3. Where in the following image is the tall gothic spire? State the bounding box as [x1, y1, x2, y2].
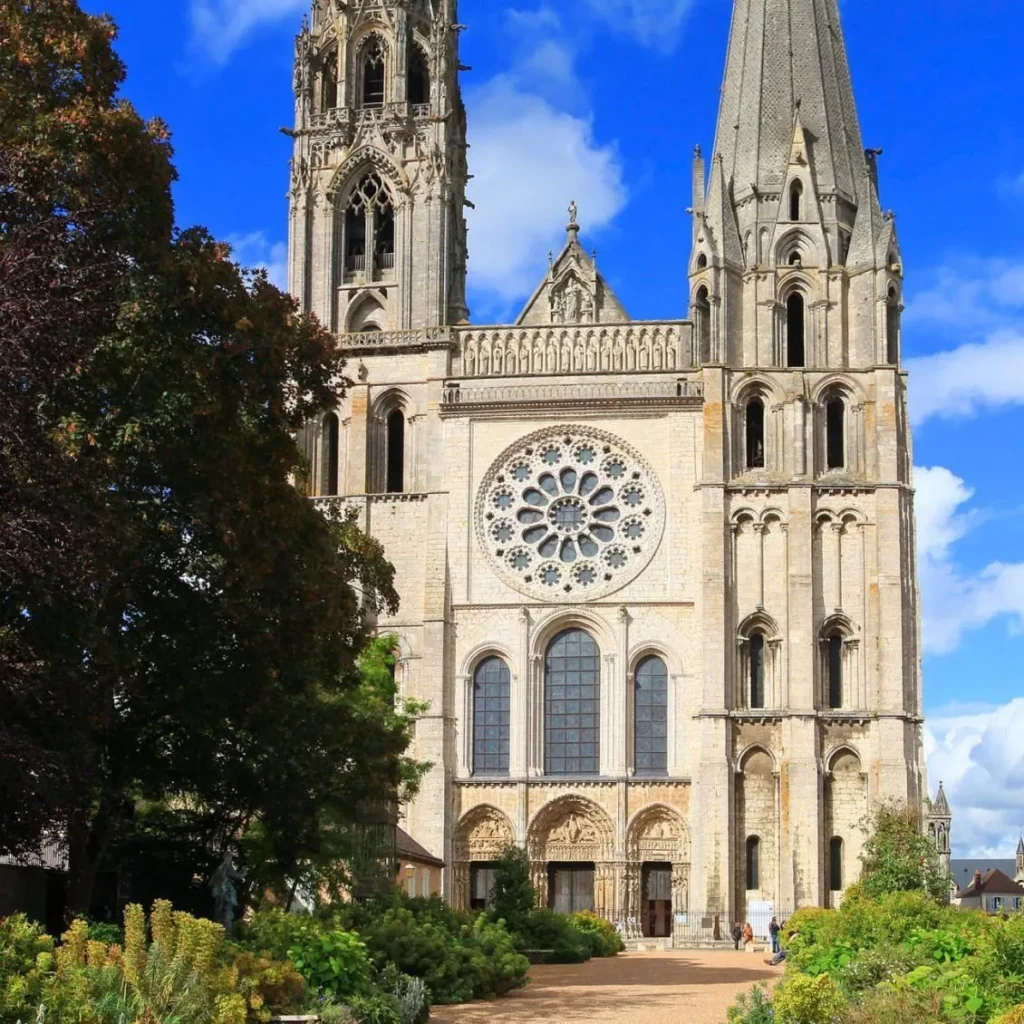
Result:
[713, 0, 867, 202]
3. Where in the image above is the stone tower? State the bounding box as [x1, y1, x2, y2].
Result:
[288, 0, 469, 334]
[291, 0, 929, 929]
[925, 783, 952, 878]
[688, 0, 923, 917]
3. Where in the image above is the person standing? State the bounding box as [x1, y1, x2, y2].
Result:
[731, 923, 743, 950]
[769, 916, 781, 954]
[742, 922, 754, 952]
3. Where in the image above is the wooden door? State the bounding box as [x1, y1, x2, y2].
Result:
[642, 863, 673, 938]
[549, 864, 595, 914]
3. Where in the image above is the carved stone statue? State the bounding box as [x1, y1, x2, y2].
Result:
[210, 850, 243, 931]
[565, 284, 581, 323]
[568, 200, 578, 227]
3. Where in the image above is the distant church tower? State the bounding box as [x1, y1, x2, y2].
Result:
[288, 0, 469, 334]
[925, 783, 952, 878]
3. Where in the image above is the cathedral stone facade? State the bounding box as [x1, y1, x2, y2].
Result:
[289, 0, 936, 930]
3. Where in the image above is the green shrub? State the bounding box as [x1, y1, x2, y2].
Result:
[992, 1006, 1024, 1024]
[840, 987, 945, 1024]
[0, 914, 55, 1022]
[488, 845, 536, 938]
[517, 908, 591, 964]
[727, 982, 775, 1024]
[772, 973, 846, 1024]
[569, 911, 624, 958]
[288, 927, 373, 1001]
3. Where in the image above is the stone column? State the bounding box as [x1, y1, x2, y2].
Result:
[456, 674, 471, 778]
[614, 608, 630, 775]
[510, 609, 530, 777]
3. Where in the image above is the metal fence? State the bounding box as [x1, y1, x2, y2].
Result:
[585, 907, 795, 947]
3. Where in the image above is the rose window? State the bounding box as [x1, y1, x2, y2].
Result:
[476, 427, 666, 602]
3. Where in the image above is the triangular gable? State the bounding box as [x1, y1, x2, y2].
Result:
[516, 219, 629, 326]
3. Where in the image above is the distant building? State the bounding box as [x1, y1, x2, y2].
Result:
[396, 827, 444, 899]
[951, 836, 1024, 898]
[955, 868, 1024, 914]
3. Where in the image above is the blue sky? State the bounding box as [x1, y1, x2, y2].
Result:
[84, 0, 1024, 856]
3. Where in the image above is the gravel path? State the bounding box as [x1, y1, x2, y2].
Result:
[431, 950, 782, 1024]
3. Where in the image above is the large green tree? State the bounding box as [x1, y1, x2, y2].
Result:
[0, 0, 420, 916]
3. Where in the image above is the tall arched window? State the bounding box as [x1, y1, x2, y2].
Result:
[827, 633, 843, 709]
[789, 180, 803, 221]
[886, 287, 901, 365]
[634, 656, 668, 776]
[749, 633, 765, 709]
[344, 173, 393, 278]
[323, 412, 340, 497]
[408, 44, 430, 105]
[545, 629, 600, 776]
[386, 409, 405, 493]
[746, 836, 761, 890]
[320, 48, 338, 112]
[746, 399, 765, 470]
[787, 293, 805, 367]
[826, 397, 845, 470]
[472, 657, 510, 777]
[695, 286, 711, 363]
[361, 37, 386, 108]
[829, 836, 844, 892]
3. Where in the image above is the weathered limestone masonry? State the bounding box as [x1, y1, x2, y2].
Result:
[288, 0, 944, 932]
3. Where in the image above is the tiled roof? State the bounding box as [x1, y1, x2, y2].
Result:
[395, 827, 444, 868]
[957, 868, 1024, 899]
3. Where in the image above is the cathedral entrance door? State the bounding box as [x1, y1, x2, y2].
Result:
[642, 863, 673, 938]
[548, 863, 595, 914]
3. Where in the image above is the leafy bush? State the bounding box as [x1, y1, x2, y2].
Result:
[516, 908, 591, 964]
[772, 973, 846, 1024]
[992, 1006, 1024, 1024]
[0, 902, 307, 1024]
[288, 928, 373, 1001]
[727, 982, 775, 1024]
[569, 911, 624, 958]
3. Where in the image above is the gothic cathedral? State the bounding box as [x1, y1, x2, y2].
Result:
[289, 0, 936, 929]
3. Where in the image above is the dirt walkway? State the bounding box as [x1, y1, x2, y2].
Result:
[431, 950, 782, 1024]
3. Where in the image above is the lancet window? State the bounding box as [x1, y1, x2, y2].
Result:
[408, 44, 430, 105]
[545, 629, 600, 776]
[826, 398, 845, 470]
[786, 293, 805, 367]
[886, 287, 901, 365]
[472, 657, 510, 777]
[634, 655, 668, 776]
[361, 37, 386, 108]
[745, 399, 765, 470]
[386, 410, 405, 494]
[319, 48, 338, 112]
[829, 837, 844, 891]
[826, 633, 843, 708]
[746, 836, 761, 890]
[749, 633, 765, 709]
[343, 173, 395, 278]
[789, 180, 803, 221]
[322, 412, 340, 497]
[695, 286, 711, 363]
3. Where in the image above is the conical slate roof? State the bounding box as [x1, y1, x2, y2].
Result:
[713, 0, 868, 202]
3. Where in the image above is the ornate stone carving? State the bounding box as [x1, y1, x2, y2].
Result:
[475, 425, 667, 603]
[454, 806, 515, 862]
[528, 797, 615, 864]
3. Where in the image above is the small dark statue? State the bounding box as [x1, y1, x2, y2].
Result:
[210, 850, 243, 930]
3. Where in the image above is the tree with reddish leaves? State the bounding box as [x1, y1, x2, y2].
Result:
[0, 1, 419, 918]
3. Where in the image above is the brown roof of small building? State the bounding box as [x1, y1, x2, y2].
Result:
[957, 868, 1024, 899]
[395, 827, 445, 868]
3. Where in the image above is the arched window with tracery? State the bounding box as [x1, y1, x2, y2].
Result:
[343, 173, 394, 278]
[787, 293, 805, 367]
[826, 397, 845, 470]
[545, 629, 600, 776]
[472, 657, 510, 777]
[408, 44, 430, 105]
[386, 409, 405, 493]
[322, 412, 340, 497]
[886, 287, 901, 365]
[746, 836, 761, 890]
[361, 37, 386, 108]
[745, 398, 765, 470]
[695, 286, 711, 363]
[634, 655, 668, 776]
[789, 180, 803, 221]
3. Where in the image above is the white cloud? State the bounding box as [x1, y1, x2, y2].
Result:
[189, 0, 305, 65]
[227, 231, 288, 290]
[926, 699, 1024, 857]
[464, 11, 627, 314]
[915, 465, 1024, 655]
[997, 172, 1024, 198]
[584, 0, 696, 50]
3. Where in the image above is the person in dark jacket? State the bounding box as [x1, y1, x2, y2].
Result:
[731, 923, 743, 950]
[769, 916, 781, 954]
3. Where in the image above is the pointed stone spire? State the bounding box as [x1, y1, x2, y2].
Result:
[713, 0, 869, 202]
[1017, 835, 1024, 857]
[933, 782, 950, 816]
